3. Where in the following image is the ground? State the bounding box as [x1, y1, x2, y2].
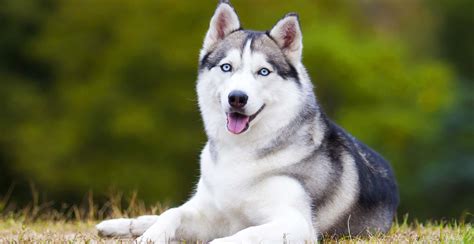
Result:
[1, 194, 471, 242]
[0, 218, 472, 243]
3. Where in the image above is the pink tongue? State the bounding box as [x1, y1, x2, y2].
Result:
[227, 113, 250, 134]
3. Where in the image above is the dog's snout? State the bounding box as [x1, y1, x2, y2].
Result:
[228, 90, 248, 109]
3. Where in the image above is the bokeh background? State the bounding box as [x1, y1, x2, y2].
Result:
[0, 0, 472, 221]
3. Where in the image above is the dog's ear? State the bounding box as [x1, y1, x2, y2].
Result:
[202, 1, 240, 53]
[269, 13, 302, 63]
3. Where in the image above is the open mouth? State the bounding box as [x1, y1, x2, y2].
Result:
[226, 104, 265, 134]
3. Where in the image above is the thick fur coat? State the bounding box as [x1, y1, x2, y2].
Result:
[96, 1, 399, 243]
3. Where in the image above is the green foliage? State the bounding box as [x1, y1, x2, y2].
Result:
[0, 0, 472, 220]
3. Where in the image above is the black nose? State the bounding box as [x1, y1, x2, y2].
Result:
[228, 90, 248, 109]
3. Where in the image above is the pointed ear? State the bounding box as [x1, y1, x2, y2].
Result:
[202, 1, 240, 53]
[269, 13, 303, 63]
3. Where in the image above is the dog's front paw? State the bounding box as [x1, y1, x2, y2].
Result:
[96, 218, 132, 237]
[135, 229, 170, 243]
[135, 235, 154, 243]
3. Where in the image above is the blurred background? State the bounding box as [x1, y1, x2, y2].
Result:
[0, 0, 472, 221]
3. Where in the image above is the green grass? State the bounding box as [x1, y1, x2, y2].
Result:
[1, 192, 472, 243]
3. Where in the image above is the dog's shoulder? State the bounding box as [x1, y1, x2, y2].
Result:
[323, 118, 399, 210]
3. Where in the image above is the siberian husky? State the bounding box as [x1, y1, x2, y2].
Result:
[96, 0, 399, 242]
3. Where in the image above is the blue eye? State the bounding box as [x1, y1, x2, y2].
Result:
[220, 63, 232, 72]
[258, 68, 270, 76]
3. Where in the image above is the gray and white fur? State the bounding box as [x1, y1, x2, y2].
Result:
[96, 1, 399, 243]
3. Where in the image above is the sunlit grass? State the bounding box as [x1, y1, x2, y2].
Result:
[323, 217, 473, 243]
[0, 192, 472, 243]
[1, 218, 471, 243]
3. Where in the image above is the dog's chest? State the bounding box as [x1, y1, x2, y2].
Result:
[201, 146, 268, 210]
[201, 141, 313, 199]
[199, 141, 317, 223]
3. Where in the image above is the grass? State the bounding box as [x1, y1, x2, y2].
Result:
[1, 191, 473, 243]
[325, 220, 473, 243]
[1, 218, 472, 243]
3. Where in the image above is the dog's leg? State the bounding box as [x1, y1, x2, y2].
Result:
[135, 181, 220, 243]
[96, 215, 159, 237]
[135, 207, 194, 243]
[209, 210, 315, 244]
[210, 176, 317, 244]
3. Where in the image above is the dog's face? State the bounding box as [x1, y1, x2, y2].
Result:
[197, 1, 305, 139]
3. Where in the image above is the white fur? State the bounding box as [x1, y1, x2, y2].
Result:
[316, 153, 359, 233]
[96, 3, 350, 243]
[197, 38, 305, 145]
[97, 42, 315, 242]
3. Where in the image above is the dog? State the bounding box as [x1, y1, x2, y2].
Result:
[96, 0, 399, 242]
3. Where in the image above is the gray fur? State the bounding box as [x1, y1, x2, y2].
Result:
[257, 102, 318, 159]
[96, 2, 399, 242]
[200, 31, 246, 70]
[208, 140, 218, 163]
[200, 30, 300, 83]
[202, 2, 399, 239]
[199, 22, 399, 239]
[237, 45, 398, 236]
[256, 111, 399, 236]
[200, 2, 398, 238]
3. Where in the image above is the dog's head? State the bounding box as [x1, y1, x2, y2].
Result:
[197, 1, 309, 140]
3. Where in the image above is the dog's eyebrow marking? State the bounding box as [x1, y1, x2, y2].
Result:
[199, 29, 300, 85]
[199, 31, 247, 71]
[267, 58, 300, 85]
[199, 49, 227, 71]
[246, 31, 301, 85]
[199, 51, 213, 70]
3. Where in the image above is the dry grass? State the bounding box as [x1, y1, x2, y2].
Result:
[324, 219, 473, 243]
[0, 219, 102, 242]
[0, 191, 472, 243]
[0, 219, 472, 243]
